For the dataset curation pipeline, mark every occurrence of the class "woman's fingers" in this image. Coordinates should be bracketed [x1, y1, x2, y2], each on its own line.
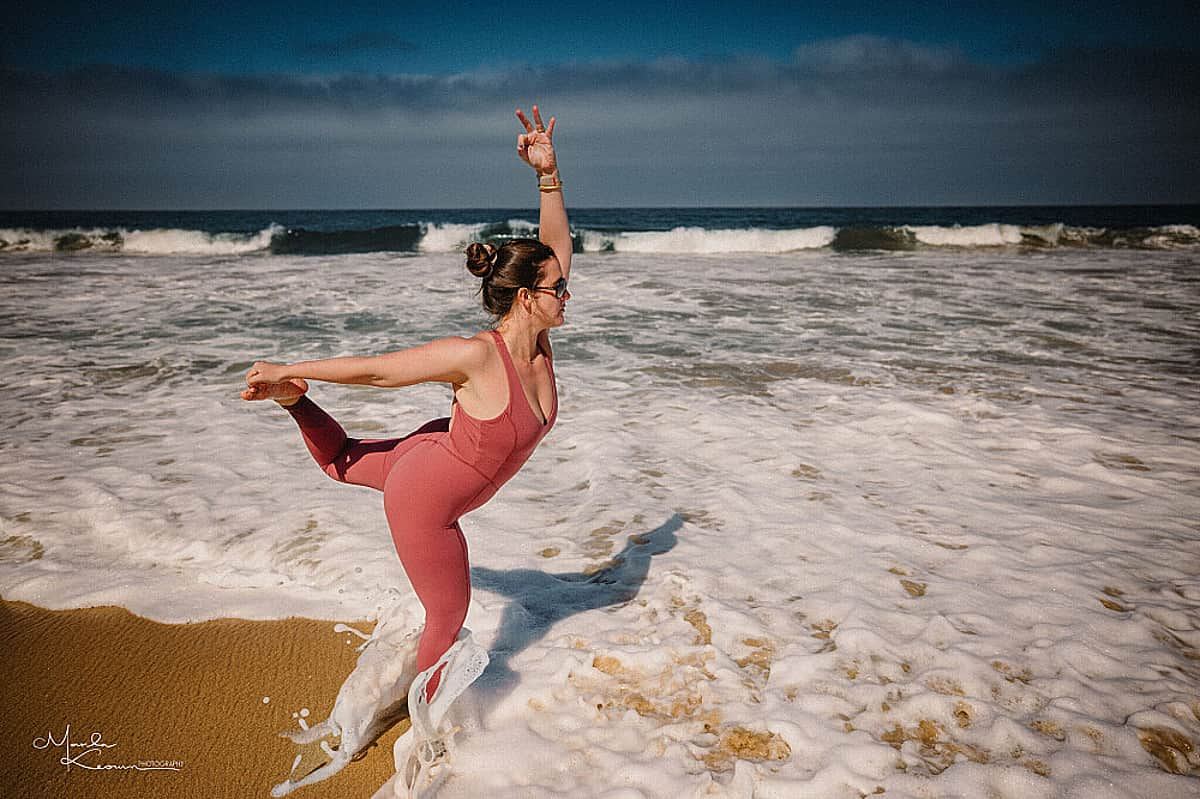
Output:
[245, 361, 282, 385]
[517, 106, 553, 135]
[516, 106, 554, 164]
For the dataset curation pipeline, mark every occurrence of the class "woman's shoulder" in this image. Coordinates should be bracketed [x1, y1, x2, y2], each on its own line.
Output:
[450, 332, 498, 363]
[421, 332, 491, 351]
[410, 333, 494, 373]
[461, 330, 496, 344]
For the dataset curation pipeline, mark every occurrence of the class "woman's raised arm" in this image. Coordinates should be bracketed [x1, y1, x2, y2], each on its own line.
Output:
[516, 105, 572, 281]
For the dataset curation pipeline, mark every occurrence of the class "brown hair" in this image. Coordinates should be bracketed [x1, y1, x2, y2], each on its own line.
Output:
[464, 238, 557, 318]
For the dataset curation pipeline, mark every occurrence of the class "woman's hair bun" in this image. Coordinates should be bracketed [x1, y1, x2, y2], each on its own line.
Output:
[465, 242, 499, 279]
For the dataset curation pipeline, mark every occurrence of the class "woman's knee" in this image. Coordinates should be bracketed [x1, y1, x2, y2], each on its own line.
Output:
[321, 439, 376, 482]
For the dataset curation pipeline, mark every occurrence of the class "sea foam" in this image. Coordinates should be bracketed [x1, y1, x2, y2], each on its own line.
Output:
[1, 247, 1197, 797]
[579, 225, 837, 253]
[907, 222, 1024, 246]
[4, 219, 1198, 256]
[418, 222, 489, 252]
[0, 225, 280, 254]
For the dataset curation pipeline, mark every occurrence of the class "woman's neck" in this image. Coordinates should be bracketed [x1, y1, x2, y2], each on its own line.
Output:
[495, 317, 544, 363]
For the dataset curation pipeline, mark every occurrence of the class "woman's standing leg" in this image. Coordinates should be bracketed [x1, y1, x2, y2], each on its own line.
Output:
[382, 454, 472, 700]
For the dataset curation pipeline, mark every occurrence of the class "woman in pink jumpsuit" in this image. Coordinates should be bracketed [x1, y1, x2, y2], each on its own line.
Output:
[241, 106, 570, 701]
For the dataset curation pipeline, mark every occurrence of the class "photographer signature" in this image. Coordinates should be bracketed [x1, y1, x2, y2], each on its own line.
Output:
[32, 724, 182, 772]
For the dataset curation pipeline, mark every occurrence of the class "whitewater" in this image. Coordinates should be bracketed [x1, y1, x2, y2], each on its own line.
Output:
[3, 207, 1199, 257]
[1, 242, 1198, 797]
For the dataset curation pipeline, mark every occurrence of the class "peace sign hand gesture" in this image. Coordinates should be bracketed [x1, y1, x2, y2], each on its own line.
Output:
[516, 105, 558, 176]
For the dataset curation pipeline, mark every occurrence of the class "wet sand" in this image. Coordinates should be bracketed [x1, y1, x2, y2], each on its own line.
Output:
[0, 597, 406, 799]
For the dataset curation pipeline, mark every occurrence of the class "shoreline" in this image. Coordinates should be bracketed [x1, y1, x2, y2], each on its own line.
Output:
[1, 597, 405, 799]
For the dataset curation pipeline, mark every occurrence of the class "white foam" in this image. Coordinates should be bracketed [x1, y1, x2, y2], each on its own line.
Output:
[1020, 223, 1064, 245]
[0, 227, 119, 252]
[908, 222, 1025, 246]
[271, 604, 424, 796]
[123, 225, 279, 254]
[504, 218, 538, 235]
[580, 225, 836, 253]
[417, 222, 489, 252]
[0, 225, 279, 254]
[1143, 223, 1200, 249]
[1161, 223, 1200, 237]
[416, 219, 539, 253]
[1, 247, 1197, 796]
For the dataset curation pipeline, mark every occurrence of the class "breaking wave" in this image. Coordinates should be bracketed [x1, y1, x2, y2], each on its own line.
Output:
[1, 221, 1196, 257]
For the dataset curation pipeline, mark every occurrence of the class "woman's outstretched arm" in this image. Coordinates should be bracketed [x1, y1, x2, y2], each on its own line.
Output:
[516, 105, 572, 281]
[245, 336, 488, 390]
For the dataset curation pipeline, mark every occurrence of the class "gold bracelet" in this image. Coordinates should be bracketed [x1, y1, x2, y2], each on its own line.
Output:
[538, 182, 563, 192]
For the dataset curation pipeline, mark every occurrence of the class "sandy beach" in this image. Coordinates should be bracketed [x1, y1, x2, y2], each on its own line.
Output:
[1, 597, 405, 799]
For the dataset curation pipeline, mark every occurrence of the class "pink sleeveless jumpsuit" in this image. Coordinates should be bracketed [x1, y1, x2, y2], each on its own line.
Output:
[284, 330, 557, 689]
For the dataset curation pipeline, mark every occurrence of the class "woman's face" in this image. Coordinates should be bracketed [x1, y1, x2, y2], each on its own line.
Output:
[531, 257, 570, 327]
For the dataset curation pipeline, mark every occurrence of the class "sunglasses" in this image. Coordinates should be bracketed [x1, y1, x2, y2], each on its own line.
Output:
[531, 277, 569, 299]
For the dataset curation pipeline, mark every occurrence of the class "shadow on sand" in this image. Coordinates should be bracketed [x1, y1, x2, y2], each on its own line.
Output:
[469, 513, 682, 706]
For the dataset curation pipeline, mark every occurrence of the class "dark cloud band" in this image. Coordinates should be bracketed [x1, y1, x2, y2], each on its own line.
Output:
[2, 37, 1196, 207]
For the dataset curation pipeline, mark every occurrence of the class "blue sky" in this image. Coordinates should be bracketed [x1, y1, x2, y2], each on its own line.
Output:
[2, 1, 1197, 207]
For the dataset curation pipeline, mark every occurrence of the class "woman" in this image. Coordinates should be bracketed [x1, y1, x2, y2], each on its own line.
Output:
[241, 105, 570, 711]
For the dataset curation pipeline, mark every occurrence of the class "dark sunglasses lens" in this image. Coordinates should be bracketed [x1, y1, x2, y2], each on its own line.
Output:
[555, 279, 568, 298]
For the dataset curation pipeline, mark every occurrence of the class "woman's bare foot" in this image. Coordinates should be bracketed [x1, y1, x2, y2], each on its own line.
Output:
[240, 378, 309, 406]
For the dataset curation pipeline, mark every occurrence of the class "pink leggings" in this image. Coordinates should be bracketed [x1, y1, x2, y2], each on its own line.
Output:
[286, 397, 468, 696]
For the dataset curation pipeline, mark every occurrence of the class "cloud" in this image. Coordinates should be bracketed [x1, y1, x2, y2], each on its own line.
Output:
[296, 31, 419, 58]
[1, 36, 1197, 207]
[792, 35, 968, 75]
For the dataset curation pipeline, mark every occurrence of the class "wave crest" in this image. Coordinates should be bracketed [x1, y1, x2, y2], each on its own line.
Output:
[2, 220, 1197, 257]
[0, 226, 279, 255]
[580, 226, 837, 254]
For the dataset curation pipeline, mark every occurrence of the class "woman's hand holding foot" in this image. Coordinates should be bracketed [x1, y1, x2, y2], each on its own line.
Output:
[240, 379, 308, 404]
[242, 361, 308, 405]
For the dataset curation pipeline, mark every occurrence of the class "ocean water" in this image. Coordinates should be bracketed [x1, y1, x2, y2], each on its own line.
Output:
[2, 208, 1199, 797]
